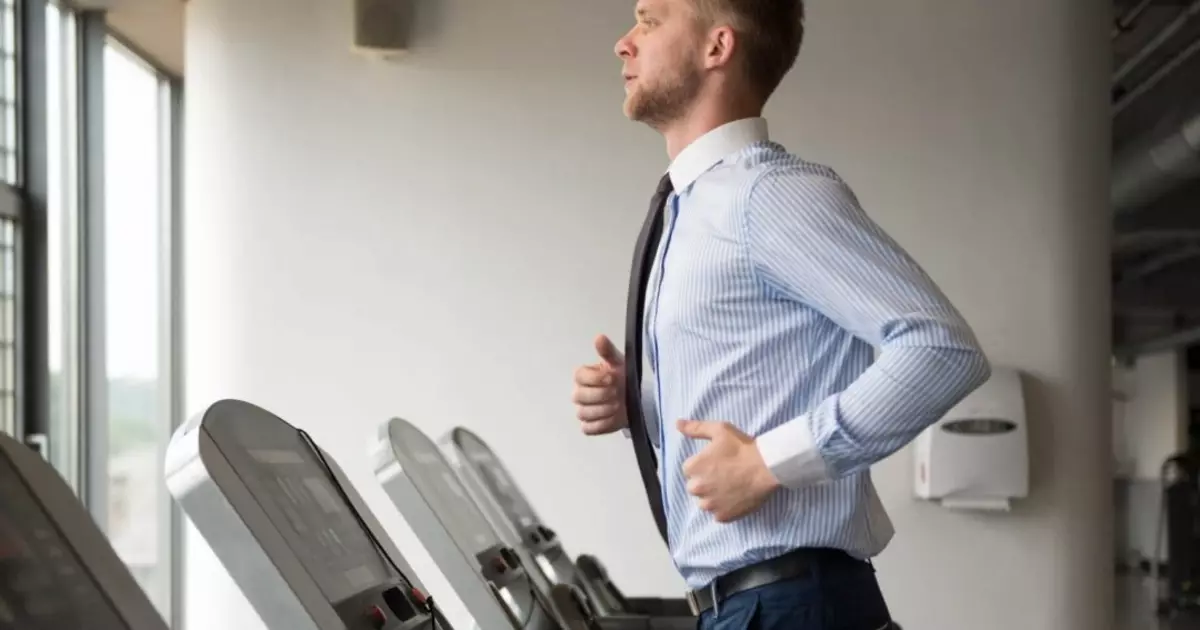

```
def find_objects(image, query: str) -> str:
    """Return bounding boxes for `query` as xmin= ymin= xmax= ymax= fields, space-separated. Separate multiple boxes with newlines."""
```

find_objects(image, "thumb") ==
xmin=677 ymin=419 xmax=718 ymax=440
xmin=594 ymin=335 xmax=624 ymax=367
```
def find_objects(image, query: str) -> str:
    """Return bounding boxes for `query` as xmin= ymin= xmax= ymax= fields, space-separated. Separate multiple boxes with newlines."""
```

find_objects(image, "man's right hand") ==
xmin=572 ymin=335 xmax=628 ymax=435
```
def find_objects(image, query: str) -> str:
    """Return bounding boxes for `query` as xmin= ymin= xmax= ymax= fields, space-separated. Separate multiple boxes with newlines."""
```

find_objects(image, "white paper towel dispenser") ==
xmin=913 ymin=366 xmax=1029 ymax=511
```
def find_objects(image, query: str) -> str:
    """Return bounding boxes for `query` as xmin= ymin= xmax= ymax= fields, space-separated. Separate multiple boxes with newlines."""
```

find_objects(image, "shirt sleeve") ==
xmin=741 ymin=167 xmax=992 ymax=488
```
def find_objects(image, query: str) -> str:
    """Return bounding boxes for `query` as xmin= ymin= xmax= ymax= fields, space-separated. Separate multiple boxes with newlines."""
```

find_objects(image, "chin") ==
xmin=622 ymin=88 xmax=647 ymax=119
xmin=623 ymin=100 xmax=648 ymax=123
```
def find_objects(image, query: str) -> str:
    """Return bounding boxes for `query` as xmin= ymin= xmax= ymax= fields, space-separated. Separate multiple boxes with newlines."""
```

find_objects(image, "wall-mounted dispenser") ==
xmin=914 ymin=366 xmax=1029 ymax=511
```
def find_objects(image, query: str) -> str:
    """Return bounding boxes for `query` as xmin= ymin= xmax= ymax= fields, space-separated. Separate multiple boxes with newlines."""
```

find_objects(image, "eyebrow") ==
xmin=635 ymin=3 xmax=661 ymax=18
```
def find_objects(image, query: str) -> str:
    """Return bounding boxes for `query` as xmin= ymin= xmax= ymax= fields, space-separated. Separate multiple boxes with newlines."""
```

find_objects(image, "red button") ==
xmin=411 ymin=587 xmax=427 ymax=605
xmin=367 ymin=605 xmax=387 ymax=628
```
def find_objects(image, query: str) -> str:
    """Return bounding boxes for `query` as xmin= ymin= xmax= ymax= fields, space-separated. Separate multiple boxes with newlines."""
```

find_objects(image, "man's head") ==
xmin=614 ymin=0 xmax=805 ymax=130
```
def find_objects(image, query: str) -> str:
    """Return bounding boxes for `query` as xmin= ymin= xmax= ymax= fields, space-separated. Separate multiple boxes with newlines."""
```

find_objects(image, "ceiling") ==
xmin=103 ymin=0 xmax=184 ymax=75
xmin=1111 ymin=0 xmax=1200 ymax=358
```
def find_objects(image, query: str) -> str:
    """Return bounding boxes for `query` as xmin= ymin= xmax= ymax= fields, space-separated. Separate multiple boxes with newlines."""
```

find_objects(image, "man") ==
xmin=572 ymin=0 xmax=991 ymax=628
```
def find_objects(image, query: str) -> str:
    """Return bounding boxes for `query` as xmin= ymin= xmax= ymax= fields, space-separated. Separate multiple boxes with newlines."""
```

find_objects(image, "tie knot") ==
xmin=656 ymin=173 xmax=674 ymax=196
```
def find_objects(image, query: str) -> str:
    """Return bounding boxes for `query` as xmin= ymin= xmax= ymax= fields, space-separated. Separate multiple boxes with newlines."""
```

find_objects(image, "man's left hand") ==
xmin=677 ymin=419 xmax=780 ymax=523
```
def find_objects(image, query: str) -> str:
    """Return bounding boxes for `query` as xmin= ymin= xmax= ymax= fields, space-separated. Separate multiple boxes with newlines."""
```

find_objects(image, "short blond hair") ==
xmin=694 ymin=0 xmax=806 ymax=100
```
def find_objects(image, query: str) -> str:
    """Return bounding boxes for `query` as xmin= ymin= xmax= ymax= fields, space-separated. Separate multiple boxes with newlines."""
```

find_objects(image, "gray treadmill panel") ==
xmin=450 ymin=429 xmax=539 ymax=530
xmin=0 ymin=455 xmax=126 ymax=630
xmin=384 ymin=420 xmax=500 ymax=554
xmin=204 ymin=411 xmax=396 ymax=605
xmin=0 ymin=432 xmax=169 ymax=630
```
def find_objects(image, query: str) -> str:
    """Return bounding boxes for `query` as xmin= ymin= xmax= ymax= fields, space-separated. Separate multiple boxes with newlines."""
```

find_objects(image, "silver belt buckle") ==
xmin=685 ymin=590 xmax=700 ymax=616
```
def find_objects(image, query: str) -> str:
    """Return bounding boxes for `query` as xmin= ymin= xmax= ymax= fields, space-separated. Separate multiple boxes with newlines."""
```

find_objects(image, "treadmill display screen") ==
xmin=206 ymin=415 xmax=397 ymax=605
xmin=0 ymin=456 xmax=128 ymax=630
xmin=388 ymin=421 xmax=500 ymax=554
xmin=455 ymin=431 xmax=538 ymax=529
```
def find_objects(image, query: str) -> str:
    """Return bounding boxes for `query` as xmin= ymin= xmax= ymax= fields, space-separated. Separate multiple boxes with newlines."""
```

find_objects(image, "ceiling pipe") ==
xmin=1114 ymin=324 xmax=1200 ymax=358
xmin=1111 ymin=106 xmax=1200 ymax=213
xmin=1117 ymin=243 xmax=1200 ymax=284
xmin=1113 ymin=0 xmax=1200 ymax=86
xmin=1113 ymin=0 xmax=1155 ymax=39
xmin=1113 ymin=34 xmax=1200 ymax=116
xmin=1114 ymin=230 xmax=1200 ymax=252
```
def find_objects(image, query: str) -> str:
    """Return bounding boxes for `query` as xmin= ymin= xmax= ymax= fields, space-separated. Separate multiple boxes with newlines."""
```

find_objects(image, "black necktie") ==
xmin=624 ymin=173 xmax=673 ymax=544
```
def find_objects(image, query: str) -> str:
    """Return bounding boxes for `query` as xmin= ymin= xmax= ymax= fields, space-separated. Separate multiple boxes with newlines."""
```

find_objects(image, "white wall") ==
xmin=1113 ymin=351 xmax=1187 ymax=565
xmin=1115 ymin=350 xmax=1187 ymax=480
xmin=183 ymin=1 xmax=1113 ymax=629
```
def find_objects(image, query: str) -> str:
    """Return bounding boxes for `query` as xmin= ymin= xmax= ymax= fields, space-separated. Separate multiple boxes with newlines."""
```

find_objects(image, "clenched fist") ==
xmin=679 ymin=420 xmax=780 ymax=523
xmin=572 ymin=335 xmax=628 ymax=435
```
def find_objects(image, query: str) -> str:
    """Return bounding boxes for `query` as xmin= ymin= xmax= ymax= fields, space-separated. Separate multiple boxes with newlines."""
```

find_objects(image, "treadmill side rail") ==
xmin=549 ymin=584 xmax=604 ymax=630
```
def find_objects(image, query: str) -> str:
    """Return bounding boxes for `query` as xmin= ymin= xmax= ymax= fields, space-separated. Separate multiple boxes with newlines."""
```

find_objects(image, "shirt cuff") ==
xmin=755 ymin=415 xmax=830 ymax=489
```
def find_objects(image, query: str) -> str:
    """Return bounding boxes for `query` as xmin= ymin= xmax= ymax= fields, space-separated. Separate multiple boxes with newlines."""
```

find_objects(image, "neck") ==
xmin=661 ymin=98 xmax=763 ymax=160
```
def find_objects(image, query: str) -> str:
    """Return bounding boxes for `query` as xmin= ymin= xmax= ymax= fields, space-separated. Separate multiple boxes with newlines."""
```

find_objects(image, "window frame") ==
xmin=15 ymin=1 xmax=187 ymax=626
xmin=16 ymin=0 xmax=50 ymax=454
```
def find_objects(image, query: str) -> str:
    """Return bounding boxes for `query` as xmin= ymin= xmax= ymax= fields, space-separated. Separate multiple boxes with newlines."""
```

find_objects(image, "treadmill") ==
xmin=437 ymin=427 xmax=692 ymax=623
xmin=371 ymin=417 xmax=599 ymax=630
xmin=374 ymin=418 xmax=690 ymax=630
xmin=0 ymin=431 xmax=168 ymax=630
xmin=164 ymin=399 xmax=459 ymax=630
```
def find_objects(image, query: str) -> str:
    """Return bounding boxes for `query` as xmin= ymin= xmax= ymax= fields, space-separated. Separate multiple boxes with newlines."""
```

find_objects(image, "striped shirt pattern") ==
xmin=639 ymin=137 xmax=990 ymax=590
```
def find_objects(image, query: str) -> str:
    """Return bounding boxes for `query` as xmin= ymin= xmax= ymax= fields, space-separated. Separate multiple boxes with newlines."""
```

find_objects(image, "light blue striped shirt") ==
xmin=638 ymin=117 xmax=991 ymax=589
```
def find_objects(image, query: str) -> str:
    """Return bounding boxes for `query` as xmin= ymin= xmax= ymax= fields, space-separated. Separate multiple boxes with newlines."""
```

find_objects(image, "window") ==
xmin=0 ymin=0 xmax=19 ymax=438
xmin=46 ymin=0 xmax=81 ymax=490
xmin=40 ymin=4 xmax=183 ymax=622
xmin=0 ymin=216 xmax=13 ymax=438
xmin=1 ymin=0 xmax=17 ymax=182
xmin=99 ymin=37 xmax=178 ymax=619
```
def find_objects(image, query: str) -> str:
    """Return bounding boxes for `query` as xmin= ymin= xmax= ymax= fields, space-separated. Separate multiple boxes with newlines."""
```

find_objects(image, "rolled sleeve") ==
xmin=755 ymin=413 xmax=829 ymax=487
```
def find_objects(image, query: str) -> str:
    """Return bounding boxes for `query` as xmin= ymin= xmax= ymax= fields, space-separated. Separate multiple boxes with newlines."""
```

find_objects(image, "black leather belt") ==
xmin=684 ymin=547 xmax=865 ymax=616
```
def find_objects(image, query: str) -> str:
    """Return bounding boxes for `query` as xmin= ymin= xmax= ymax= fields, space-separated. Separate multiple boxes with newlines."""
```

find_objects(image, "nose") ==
xmin=614 ymin=27 xmax=635 ymax=60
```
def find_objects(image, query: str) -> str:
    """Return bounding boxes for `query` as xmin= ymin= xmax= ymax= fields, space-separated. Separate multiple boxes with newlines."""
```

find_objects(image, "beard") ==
xmin=624 ymin=65 xmax=702 ymax=129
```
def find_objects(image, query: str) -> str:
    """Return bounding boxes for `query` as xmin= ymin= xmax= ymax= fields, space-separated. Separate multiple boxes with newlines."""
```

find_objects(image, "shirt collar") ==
xmin=667 ymin=117 xmax=769 ymax=191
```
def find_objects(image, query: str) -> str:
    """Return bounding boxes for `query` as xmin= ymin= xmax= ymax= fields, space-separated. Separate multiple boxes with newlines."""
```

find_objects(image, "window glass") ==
xmin=0 ymin=0 xmax=18 ymax=437
xmin=103 ymin=39 xmax=170 ymax=616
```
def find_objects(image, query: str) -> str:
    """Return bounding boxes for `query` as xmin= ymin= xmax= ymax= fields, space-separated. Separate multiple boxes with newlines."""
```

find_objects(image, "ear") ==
xmin=702 ymin=25 xmax=737 ymax=70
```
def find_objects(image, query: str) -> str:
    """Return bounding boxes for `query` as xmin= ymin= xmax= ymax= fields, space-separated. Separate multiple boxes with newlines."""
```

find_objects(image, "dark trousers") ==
xmin=696 ymin=558 xmax=894 ymax=630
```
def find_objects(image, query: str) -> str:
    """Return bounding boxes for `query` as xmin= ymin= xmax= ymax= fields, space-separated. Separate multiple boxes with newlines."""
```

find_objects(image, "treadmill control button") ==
xmin=366 ymin=605 xmax=387 ymax=629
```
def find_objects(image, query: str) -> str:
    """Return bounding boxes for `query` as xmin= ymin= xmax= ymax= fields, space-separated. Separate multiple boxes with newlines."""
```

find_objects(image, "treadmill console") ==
xmin=440 ymin=428 xmax=698 ymax=626
xmin=440 ymin=428 xmax=583 ymax=589
xmin=165 ymin=399 xmax=445 ymax=630
xmin=446 ymin=428 xmax=540 ymax=531
xmin=0 ymin=433 xmax=168 ymax=630
xmin=375 ymin=417 xmax=584 ymax=630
